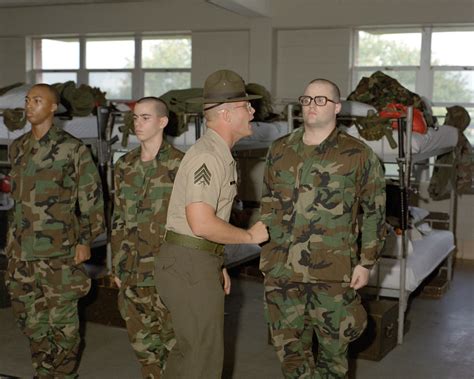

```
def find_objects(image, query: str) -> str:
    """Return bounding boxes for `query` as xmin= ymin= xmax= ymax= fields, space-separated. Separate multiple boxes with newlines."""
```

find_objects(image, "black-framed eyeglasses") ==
xmin=298 ymin=95 xmax=337 ymax=107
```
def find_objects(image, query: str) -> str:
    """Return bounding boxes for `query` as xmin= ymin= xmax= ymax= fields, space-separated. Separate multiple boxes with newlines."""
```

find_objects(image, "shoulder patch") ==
xmin=194 ymin=163 xmax=211 ymax=186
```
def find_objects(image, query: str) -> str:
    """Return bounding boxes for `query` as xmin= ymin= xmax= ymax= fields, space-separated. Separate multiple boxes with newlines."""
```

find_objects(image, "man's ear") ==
xmin=222 ymin=108 xmax=232 ymax=123
xmin=159 ymin=116 xmax=169 ymax=130
xmin=335 ymin=102 xmax=342 ymax=115
xmin=51 ymin=103 xmax=58 ymax=114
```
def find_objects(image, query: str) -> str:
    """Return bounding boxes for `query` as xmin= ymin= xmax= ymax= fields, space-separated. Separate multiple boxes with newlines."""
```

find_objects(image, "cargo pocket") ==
xmin=117 ymin=286 xmax=129 ymax=321
xmin=339 ymin=289 xmax=367 ymax=343
xmin=60 ymin=259 xmax=91 ymax=301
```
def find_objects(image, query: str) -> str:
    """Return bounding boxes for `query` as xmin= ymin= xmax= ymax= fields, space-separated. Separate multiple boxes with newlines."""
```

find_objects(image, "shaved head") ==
xmin=31 ymin=83 xmax=60 ymax=105
xmin=136 ymin=96 xmax=169 ymax=117
xmin=307 ymin=78 xmax=341 ymax=103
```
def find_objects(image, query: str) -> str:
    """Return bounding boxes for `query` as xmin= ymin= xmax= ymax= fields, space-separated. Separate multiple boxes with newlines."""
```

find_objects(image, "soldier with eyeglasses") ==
xmin=260 ymin=78 xmax=386 ymax=378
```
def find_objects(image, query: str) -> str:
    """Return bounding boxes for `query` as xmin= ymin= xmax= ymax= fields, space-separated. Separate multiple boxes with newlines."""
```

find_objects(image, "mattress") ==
xmin=233 ymin=121 xmax=290 ymax=151
xmin=368 ymin=229 xmax=455 ymax=292
xmin=224 ymin=244 xmax=261 ymax=269
xmin=0 ymin=115 xmax=99 ymax=141
xmin=165 ymin=120 xmax=289 ymax=152
xmin=343 ymin=124 xmax=458 ymax=162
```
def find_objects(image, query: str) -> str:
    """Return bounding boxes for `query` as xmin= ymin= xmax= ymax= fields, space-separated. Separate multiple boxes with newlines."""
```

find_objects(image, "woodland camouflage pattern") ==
xmin=6 ymin=257 xmax=91 ymax=378
xmin=6 ymin=124 xmax=104 ymax=378
xmin=428 ymin=105 xmax=473 ymax=199
xmin=111 ymin=141 xmax=183 ymax=377
xmin=118 ymin=286 xmax=176 ymax=378
xmin=260 ymin=127 xmax=386 ymax=283
xmin=260 ymin=126 xmax=385 ymax=378
xmin=7 ymin=124 xmax=105 ymax=261
xmin=111 ymin=140 xmax=184 ymax=287
xmin=264 ymin=278 xmax=367 ymax=379
xmin=347 ymin=70 xmax=434 ymax=128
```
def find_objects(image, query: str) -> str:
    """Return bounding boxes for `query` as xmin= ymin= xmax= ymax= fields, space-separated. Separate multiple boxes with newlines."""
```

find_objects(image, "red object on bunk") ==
xmin=380 ymin=103 xmax=428 ymax=134
xmin=0 ymin=175 xmax=11 ymax=193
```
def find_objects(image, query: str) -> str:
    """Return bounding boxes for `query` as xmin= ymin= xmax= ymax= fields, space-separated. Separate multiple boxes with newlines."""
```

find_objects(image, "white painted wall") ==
xmin=192 ymin=30 xmax=250 ymax=86
xmin=0 ymin=38 xmax=27 ymax=86
xmin=276 ymin=28 xmax=352 ymax=101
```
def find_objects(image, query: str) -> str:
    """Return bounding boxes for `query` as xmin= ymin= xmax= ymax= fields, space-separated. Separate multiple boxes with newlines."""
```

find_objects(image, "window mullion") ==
xmin=78 ymin=36 xmax=87 ymax=86
xmin=132 ymin=34 xmax=142 ymax=99
xmin=417 ymin=26 xmax=432 ymax=99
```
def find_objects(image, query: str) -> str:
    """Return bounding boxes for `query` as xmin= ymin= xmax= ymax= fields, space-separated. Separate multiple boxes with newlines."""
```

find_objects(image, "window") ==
xmin=33 ymin=38 xmax=79 ymax=83
xmin=353 ymin=29 xmax=422 ymax=92
xmin=31 ymin=35 xmax=192 ymax=101
xmin=142 ymin=36 xmax=192 ymax=97
xmin=353 ymin=27 xmax=474 ymax=145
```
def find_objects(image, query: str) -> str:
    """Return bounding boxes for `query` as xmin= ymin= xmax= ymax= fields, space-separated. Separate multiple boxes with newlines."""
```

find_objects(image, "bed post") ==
xmin=396 ymin=106 xmax=413 ymax=344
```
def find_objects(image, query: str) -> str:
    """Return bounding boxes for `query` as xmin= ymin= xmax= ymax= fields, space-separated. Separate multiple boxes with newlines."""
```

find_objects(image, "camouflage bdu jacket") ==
xmin=112 ymin=141 xmax=183 ymax=287
xmin=260 ymin=127 xmax=386 ymax=283
xmin=7 ymin=125 xmax=105 ymax=261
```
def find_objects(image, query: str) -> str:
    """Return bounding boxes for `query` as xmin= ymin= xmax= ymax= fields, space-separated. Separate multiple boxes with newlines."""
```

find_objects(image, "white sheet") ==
xmin=343 ymin=124 xmax=458 ymax=161
xmin=368 ymin=229 xmax=455 ymax=292
xmin=0 ymin=115 xmax=99 ymax=142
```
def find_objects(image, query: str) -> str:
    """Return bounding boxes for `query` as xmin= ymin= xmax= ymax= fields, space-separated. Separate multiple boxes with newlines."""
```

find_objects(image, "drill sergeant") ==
xmin=155 ymin=70 xmax=269 ymax=379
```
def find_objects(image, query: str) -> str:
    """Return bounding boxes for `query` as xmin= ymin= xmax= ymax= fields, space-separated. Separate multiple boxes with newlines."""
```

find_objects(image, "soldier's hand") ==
xmin=350 ymin=265 xmax=370 ymax=290
xmin=247 ymin=221 xmax=269 ymax=244
xmin=74 ymin=244 xmax=91 ymax=265
xmin=113 ymin=276 xmax=122 ymax=288
xmin=222 ymin=268 xmax=231 ymax=295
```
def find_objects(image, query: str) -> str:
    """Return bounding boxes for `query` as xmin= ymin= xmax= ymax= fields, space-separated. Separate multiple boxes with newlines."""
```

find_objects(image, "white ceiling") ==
xmin=0 ymin=0 xmax=150 ymax=8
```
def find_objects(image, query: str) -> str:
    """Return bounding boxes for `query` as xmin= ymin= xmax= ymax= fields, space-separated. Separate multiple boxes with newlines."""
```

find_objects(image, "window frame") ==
xmin=30 ymin=33 xmax=192 ymax=101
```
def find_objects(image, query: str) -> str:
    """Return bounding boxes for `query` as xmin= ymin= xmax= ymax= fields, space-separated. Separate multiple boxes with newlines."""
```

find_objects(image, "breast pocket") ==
xmin=301 ymin=182 xmax=353 ymax=251
xmin=33 ymin=164 xmax=63 ymax=203
xmin=272 ymin=175 xmax=297 ymax=214
xmin=118 ymin=185 xmax=137 ymax=213
xmin=8 ymin=166 xmax=22 ymax=201
xmin=295 ymin=184 xmax=345 ymax=226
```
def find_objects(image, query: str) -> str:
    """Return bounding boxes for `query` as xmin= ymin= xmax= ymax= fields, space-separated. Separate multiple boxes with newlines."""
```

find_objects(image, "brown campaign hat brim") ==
xmin=186 ymin=69 xmax=263 ymax=105
xmin=186 ymin=93 xmax=262 ymax=104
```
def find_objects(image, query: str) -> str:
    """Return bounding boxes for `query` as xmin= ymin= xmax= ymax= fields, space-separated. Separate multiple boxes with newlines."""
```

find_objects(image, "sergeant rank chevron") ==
xmin=194 ymin=163 xmax=211 ymax=186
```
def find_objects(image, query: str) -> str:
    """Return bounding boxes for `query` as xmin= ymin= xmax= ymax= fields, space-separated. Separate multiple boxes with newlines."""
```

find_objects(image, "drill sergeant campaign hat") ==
xmin=187 ymin=69 xmax=261 ymax=110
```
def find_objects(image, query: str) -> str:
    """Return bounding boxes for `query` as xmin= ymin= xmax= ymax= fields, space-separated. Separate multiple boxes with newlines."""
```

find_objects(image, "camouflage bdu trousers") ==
xmin=6 ymin=256 xmax=91 ymax=379
xmin=264 ymin=277 xmax=367 ymax=379
xmin=118 ymin=285 xmax=176 ymax=379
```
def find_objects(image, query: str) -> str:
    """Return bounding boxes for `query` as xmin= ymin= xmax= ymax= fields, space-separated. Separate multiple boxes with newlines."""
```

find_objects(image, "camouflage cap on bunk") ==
xmin=3 ymin=108 xmax=26 ymax=132
xmin=347 ymin=71 xmax=434 ymax=128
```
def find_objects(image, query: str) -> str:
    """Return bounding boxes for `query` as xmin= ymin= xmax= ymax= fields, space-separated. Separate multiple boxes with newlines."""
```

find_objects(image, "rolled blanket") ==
xmin=3 ymin=107 xmax=26 ymax=131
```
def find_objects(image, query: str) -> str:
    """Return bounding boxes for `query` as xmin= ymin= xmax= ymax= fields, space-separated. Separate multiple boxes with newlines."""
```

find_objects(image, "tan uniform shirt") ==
xmin=166 ymin=128 xmax=237 ymax=237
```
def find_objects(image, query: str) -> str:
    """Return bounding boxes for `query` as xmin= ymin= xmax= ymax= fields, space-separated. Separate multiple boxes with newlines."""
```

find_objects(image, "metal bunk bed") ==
xmin=371 ymin=107 xmax=455 ymax=344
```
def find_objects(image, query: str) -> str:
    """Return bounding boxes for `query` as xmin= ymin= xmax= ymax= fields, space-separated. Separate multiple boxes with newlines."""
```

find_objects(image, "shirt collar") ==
xmin=291 ymin=126 xmax=340 ymax=154
xmin=206 ymin=128 xmax=234 ymax=165
xmin=31 ymin=124 xmax=59 ymax=146
xmin=134 ymin=139 xmax=171 ymax=169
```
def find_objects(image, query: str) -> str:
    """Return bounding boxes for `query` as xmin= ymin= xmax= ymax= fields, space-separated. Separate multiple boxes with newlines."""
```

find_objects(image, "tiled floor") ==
xmin=0 ymin=260 xmax=473 ymax=379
